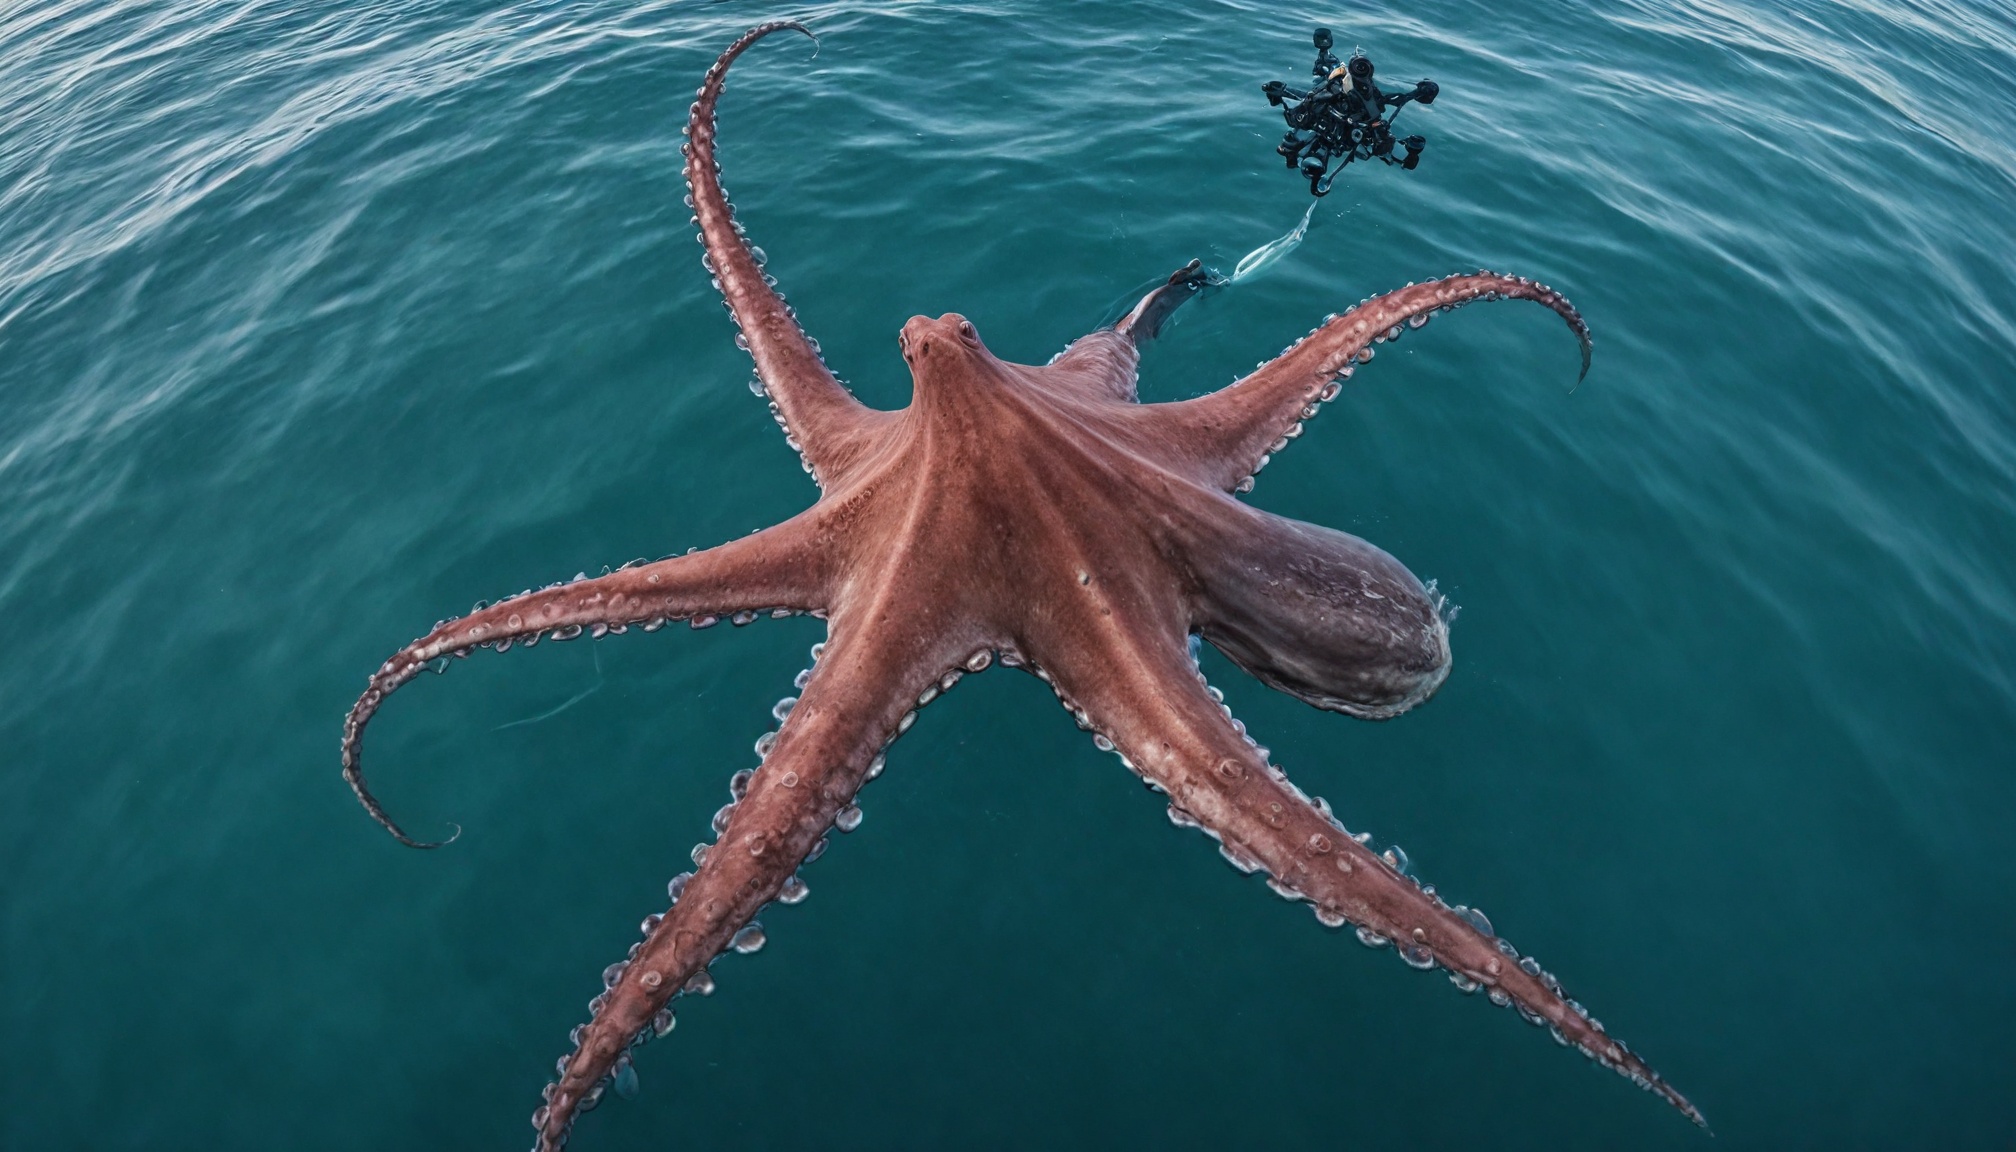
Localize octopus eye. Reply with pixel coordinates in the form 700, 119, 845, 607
958, 320, 975, 339
898, 333, 910, 354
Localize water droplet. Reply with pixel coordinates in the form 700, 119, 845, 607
1456, 906, 1494, 937
613, 1058, 639, 1100
835, 804, 863, 832
778, 875, 810, 904
1218, 843, 1262, 874
731, 924, 767, 954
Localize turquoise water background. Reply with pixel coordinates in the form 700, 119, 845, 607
5, 1, 2013, 1147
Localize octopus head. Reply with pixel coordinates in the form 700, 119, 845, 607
1194, 518, 1453, 720
899, 313, 997, 384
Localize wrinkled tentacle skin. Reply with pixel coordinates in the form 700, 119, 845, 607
1143, 271, 1593, 492
1045, 259, 1210, 402
341, 515, 831, 847
534, 622, 972, 1150
1035, 622, 1707, 1130
685, 22, 885, 486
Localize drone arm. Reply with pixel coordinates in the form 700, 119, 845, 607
1264, 80, 1310, 106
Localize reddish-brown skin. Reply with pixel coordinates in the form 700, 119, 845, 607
339, 23, 1706, 1149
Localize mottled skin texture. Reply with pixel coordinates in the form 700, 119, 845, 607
339, 23, 1705, 1149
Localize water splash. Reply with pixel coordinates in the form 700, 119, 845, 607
1231, 200, 1319, 283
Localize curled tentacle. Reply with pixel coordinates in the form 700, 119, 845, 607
1141, 271, 1592, 492
1044, 258, 1211, 402
532, 625, 980, 1150
341, 517, 831, 848
1026, 619, 1705, 1131
1183, 495, 1450, 720
686, 22, 887, 486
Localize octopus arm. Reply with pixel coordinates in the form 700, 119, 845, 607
1033, 622, 1706, 1130
340, 513, 834, 848
685, 23, 884, 487
533, 618, 973, 1151
1136, 271, 1593, 492
1042, 259, 1210, 403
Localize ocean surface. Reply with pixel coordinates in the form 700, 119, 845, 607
4, 1, 2013, 1148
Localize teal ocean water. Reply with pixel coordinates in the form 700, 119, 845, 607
5, 1, 2013, 1147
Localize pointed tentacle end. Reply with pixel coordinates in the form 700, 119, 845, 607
342, 658, 462, 849
337, 549, 814, 848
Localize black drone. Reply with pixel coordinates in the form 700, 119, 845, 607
1263, 27, 1439, 195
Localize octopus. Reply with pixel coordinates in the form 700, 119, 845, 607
340, 22, 1705, 1150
